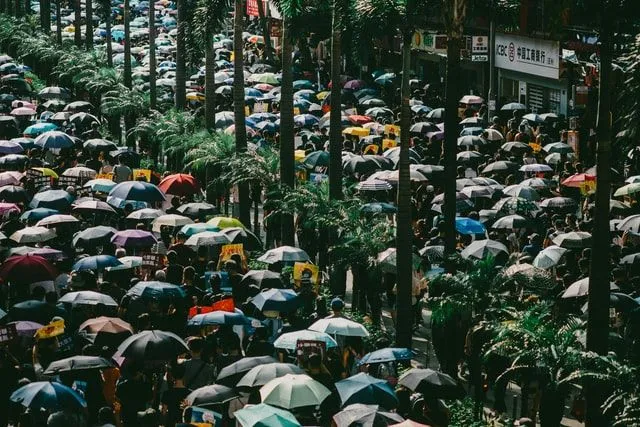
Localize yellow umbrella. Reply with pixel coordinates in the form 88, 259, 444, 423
31, 168, 59, 179
316, 91, 329, 100
63, 25, 75, 33
294, 150, 306, 162
342, 127, 370, 137
207, 216, 245, 229
186, 92, 205, 102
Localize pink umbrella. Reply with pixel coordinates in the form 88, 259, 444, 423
0, 202, 20, 215
11, 100, 35, 109
7, 320, 43, 336
0, 171, 23, 186
111, 229, 158, 248
343, 79, 367, 90
10, 107, 36, 117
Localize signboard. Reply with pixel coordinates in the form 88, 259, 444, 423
411, 31, 447, 54
472, 35, 488, 54
246, 0, 267, 17
35, 320, 65, 340
296, 339, 327, 364
0, 324, 17, 345
219, 243, 246, 270
382, 139, 397, 151
253, 101, 268, 113
384, 124, 400, 137
472, 54, 488, 62
132, 169, 151, 182
495, 33, 559, 79
293, 262, 319, 288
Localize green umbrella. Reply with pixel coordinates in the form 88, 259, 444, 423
235, 403, 300, 427
259, 374, 331, 409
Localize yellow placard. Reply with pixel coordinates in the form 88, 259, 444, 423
363, 144, 379, 155
529, 143, 542, 153
132, 169, 151, 182
580, 180, 596, 195
35, 320, 65, 340
384, 124, 400, 136
244, 106, 251, 116
382, 139, 397, 151
296, 169, 307, 181
293, 107, 301, 115
96, 173, 114, 180
219, 243, 246, 270
293, 262, 319, 288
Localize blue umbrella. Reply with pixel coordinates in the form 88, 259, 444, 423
358, 347, 413, 365
73, 255, 122, 272
34, 131, 74, 149
293, 114, 319, 128
20, 208, 59, 222
248, 112, 277, 122
256, 121, 277, 133
292, 80, 314, 90
360, 202, 397, 214
335, 373, 399, 409
188, 310, 249, 327
0, 140, 24, 154
10, 381, 86, 411
11, 137, 36, 150
293, 99, 312, 113
180, 223, 220, 237
235, 403, 301, 427
455, 217, 486, 235
30, 190, 74, 210
374, 73, 396, 85
109, 181, 166, 203
23, 122, 58, 136
251, 289, 300, 312
245, 87, 263, 98
273, 330, 338, 350
126, 281, 187, 302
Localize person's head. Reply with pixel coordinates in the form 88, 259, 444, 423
175, 232, 186, 243
31, 285, 46, 301
166, 250, 178, 264
224, 259, 238, 273
308, 352, 322, 370
137, 313, 151, 331
187, 336, 204, 356
330, 297, 344, 314
115, 247, 126, 258
98, 407, 116, 426
183, 266, 196, 283
154, 269, 166, 281
167, 360, 186, 383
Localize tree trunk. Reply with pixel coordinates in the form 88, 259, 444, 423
14, 0, 21, 17
40, 0, 51, 33
395, 31, 413, 348
279, 16, 295, 246
443, 34, 461, 266
55, 0, 62, 45
233, 0, 251, 228
123, 0, 131, 88
105, 9, 112, 67
74, 0, 81, 46
586, 2, 612, 425
253, 185, 260, 237
174, 0, 186, 109
256, 0, 272, 63
148, 0, 156, 109
328, 0, 342, 201
24, 0, 29, 16
539, 388, 565, 427
6, 0, 12, 16
204, 23, 215, 129
85, 0, 93, 49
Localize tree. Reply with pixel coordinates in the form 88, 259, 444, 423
97, 0, 112, 66
175, 0, 186, 109
279, 13, 294, 245
85, 0, 93, 49
442, 0, 467, 264
255, 0, 273, 62
55, 0, 62, 45
74, 0, 81, 46
233, 0, 251, 228
40, 0, 51, 33
123, 0, 132, 88
148, 0, 156, 109
328, 0, 343, 201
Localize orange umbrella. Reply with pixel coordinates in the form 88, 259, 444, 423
158, 173, 200, 196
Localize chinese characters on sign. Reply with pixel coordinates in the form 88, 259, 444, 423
494, 33, 559, 79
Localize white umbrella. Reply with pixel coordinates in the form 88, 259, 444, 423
59, 290, 118, 306
308, 317, 370, 337
561, 278, 619, 298
491, 214, 528, 229
184, 231, 230, 247
10, 226, 56, 244
151, 214, 193, 232
62, 166, 97, 178
519, 163, 553, 173
36, 214, 79, 227
126, 208, 163, 220
273, 330, 338, 350
460, 185, 495, 199
552, 231, 592, 249
532, 245, 567, 269
260, 374, 331, 409
257, 246, 310, 264
460, 239, 508, 260
502, 184, 540, 201
618, 214, 640, 233
105, 256, 143, 271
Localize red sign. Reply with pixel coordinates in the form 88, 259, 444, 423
246, 0, 267, 17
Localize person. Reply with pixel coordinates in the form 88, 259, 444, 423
325, 297, 345, 318
182, 337, 215, 390
164, 250, 184, 285
115, 362, 152, 427
113, 157, 132, 183
160, 361, 191, 427
244, 327, 274, 357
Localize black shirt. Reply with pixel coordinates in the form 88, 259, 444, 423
161, 386, 192, 427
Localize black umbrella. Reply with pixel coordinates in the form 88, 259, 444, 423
398, 368, 464, 399
72, 226, 118, 247
240, 270, 283, 289
0, 184, 29, 203
185, 384, 239, 407
63, 101, 94, 113
9, 300, 52, 324
221, 227, 263, 251
177, 202, 218, 219
216, 356, 278, 387
114, 330, 189, 361
43, 356, 114, 374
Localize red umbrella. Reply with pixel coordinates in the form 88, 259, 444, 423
158, 173, 200, 196
0, 254, 57, 285
561, 173, 595, 188
348, 115, 373, 125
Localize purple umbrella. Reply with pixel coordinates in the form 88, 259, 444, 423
111, 229, 157, 248
0, 140, 24, 154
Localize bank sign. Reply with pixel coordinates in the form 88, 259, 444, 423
495, 33, 559, 80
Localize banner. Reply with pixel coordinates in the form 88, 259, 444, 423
211, 297, 235, 313
132, 169, 151, 182
96, 173, 114, 180
218, 244, 246, 270
296, 339, 327, 364
0, 323, 17, 345
35, 319, 65, 340
246, 0, 267, 17
293, 262, 319, 288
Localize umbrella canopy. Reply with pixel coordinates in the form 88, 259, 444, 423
562, 278, 619, 298
240, 270, 282, 289
185, 384, 239, 407
260, 374, 331, 409
79, 316, 133, 335
151, 214, 193, 232
158, 173, 200, 196
355, 179, 393, 192
358, 347, 413, 365
461, 239, 509, 260
21, 207, 58, 222
502, 184, 540, 201
83, 138, 117, 152
216, 356, 279, 386
114, 330, 189, 361
111, 229, 158, 247
273, 330, 338, 350
10, 381, 86, 411
83, 178, 117, 193
333, 404, 404, 427
207, 216, 245, 229
491, 214, 528, 229
234, 403, 301, 427
0, 185, 29, 203
552, 231, 592, 249
126, 281, 186, 302
34, 131, 74, 149
238, 363, 306, 388
257, 246, 310, 264
30, 190, 74, 210
251, 288, 300, 313
188, 310, 249, 327
59, 290, 118, 307
72, 255, 122, 272
539, 196, 577, 210
398, 368, 464, 399
0, 254, 57, 285
73, 200, 117, 214
308, 317, 370, 337
72, 226, 117, 247
336, 373, 398, 409
36, 214, 79, 227
455, 217, 486, 235
126, 208, 163, 220
10, 226, 56, 244
532, 245, 567, 269
43, 356, 114, 374
180, 223, 220, 237
360, 202, 397, 214
109, 181, 166, 202
177, 202, 218, 219
185, 230, 231, 247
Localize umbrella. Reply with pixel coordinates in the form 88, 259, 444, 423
177, 202, 218, 219
461, 239, 509, 260
358, 348, 413, 365
10, 226, 56, 244
31, 167, 59, 178
376, 248, 421, 274
79, 316, 133, 335
260, 374, 331, 409
126, 281, 186, 302
207, 216, 245, 229
333, 404, 404, 427
72, 255, 123, 272
216, 356, 279, 387
257, 246, 310, 264
221, 227, 263, 251
562, 278, 619, 298
501, 141, 531, 153
0, 140, 23, 154
456, 150, 483, 163
68, 112, 99, 128
151, 214, 193, 232
188, 310, 249, 327
458, 135, 485, 148
539, 196, 577, 209
308, 317, 370, 337
10, 381, 86, 411
83, 138, 117, 152
461, 185, 495, 199
455, 217, 486, 235
38, 86, 70, 100
10, 106, 36, 116
493, 197, 539, 216
126, 208, 163, 221
185, 384, 239, 407
240, 270, 282, 289
544, 142, 574, 154
0, 185, 28, 203
59, 290, 118, 307
109, 181, 166, 202
238, 363, 306, 388
30, 190, 74, 211
62, 166, 97, 179
36, 214, 79, 227
502, 184, 540, 201
398, 368, 464, 399
20, 207, 58, 221
0, 170, 23, 186
104, 256, 142, 272
552, 231, 592, 249
355, 179, 393, 191
419, 245, 444, 263
180, 223, 220, 237
520, 163, 553, 173
43, 356, 114, 374
72, 226, 117, 247
158, 173, 200, 196
303, 151, 330, 170
73, 200, 117, 214
0, 254, 57, 285
235, 403, 301, 427
111, 229, 157, 247
390, 421, 429, 427
34, 131, 74, 149
343, 155, 394, 175
491, 214, 528, 229
618, 215, 640, 233
482, 160, 518, 174
500, 102, 526, 111
251, 288, 300, 313
273, 330, 338, 350
185, 230, 231, 247
360, 202, 397, 214
336, 373, 398, 409
114, 330, 189, 361
532, 245, 567, 269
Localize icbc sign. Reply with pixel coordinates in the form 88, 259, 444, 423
495, 33, 559, 79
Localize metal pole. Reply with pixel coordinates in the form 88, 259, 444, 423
488, 14, 496, 118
